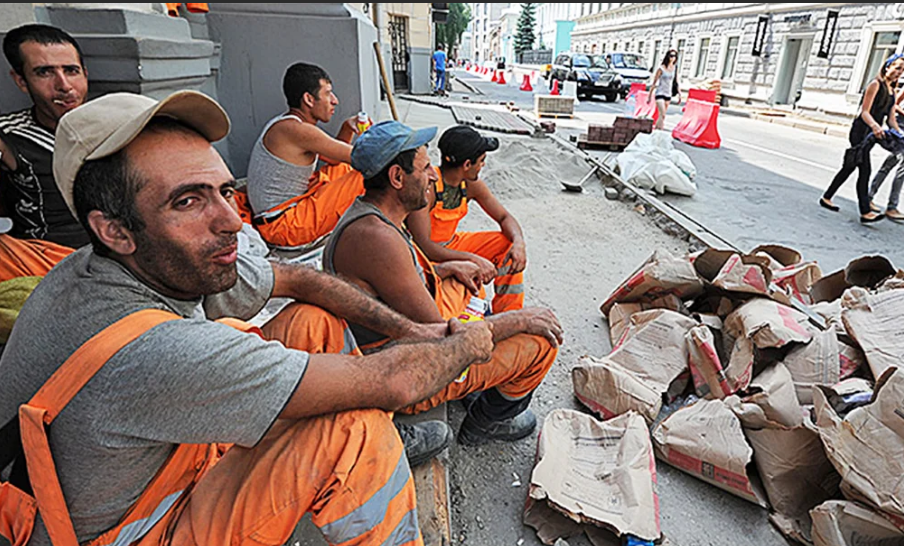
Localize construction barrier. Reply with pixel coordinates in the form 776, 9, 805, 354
628, 82, 646, 99
687, 88, 718, 103
520, 74, 533, 92
497, 70, 507, 85
672, 98, 722, 149
550, 79, 560, 96
633, 90, 660, 122
491, 70, 499, 83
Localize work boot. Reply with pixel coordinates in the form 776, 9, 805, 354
458, 408, 538, 446
395, 420, 453, 468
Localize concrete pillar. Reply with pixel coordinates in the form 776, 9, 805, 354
206, 3, 380, 177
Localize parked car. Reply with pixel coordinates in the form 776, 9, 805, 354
605, 52, 653, 98
550, 52, 622, 101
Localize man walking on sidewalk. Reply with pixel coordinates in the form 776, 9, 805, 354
433, 44, 448, 95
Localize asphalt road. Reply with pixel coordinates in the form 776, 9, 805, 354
454, 69, 904, 274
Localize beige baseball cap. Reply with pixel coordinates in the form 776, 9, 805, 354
53, 90, 231, 217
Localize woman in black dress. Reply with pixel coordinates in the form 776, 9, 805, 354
821, 54, 904, 223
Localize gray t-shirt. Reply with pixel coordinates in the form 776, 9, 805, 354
0, 248, 309, 546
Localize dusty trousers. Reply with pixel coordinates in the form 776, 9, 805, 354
254, 164, 365, 250
168, 304, 422, 546
443, 232, 524, 313
0, 235, 73, 283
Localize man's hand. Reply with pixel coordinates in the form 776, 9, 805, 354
448, 319, 494, 364
503, 241, 527, 274
466, 254, 497, 285
399, 322, 449, 343
514, 307, 564, 348
437, 260, 483, 295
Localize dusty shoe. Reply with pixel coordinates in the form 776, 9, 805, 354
458, 409, 538, 446
396, 420, 453, 468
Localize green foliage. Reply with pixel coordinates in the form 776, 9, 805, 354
435, 3, 471, 54
514, 3, 537, 61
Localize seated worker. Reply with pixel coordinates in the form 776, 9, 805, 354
246, 62, 367, 250
0, 24, 90, 281
0, 91, 497, 546
407, 125, 526, 314
325, 121, 562, 445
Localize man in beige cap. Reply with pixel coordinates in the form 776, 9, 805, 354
0, 90, 496, 546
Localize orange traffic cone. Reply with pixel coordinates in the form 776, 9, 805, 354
520, 74, 533, 92
491, 70, 499, 83
497, 70, 507, 85
550, 79, 560, 95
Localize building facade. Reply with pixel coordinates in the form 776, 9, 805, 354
571, 3, 904, 119
471, 2, 510, 63
537, 3, 582, 56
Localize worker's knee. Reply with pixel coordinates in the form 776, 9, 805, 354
262, 303, 357, 355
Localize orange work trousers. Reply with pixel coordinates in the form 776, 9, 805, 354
444, 232, 524, 314
254, 163, 365, 250
0, 235, 73, 283
168, 304, 422, 546
166, 3, 209, 16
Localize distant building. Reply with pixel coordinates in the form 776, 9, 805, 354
460, 29, 473, 61
498, 5, 520, 65
571, 3, 904, 119
537, 3, 582, 57
471, 2, 510, 63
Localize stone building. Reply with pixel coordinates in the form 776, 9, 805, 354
571, 3, 904, 120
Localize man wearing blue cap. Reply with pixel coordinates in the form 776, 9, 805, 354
324, 121, 562, 445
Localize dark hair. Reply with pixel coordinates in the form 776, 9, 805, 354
3, 24, 84, 77
880, 54, 904, 81
363, 149, 418, 194
283, 62, 332, 108
72, 118, 200, 256
662, 49, 678, 67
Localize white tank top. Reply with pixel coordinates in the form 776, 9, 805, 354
246, 114, 320, 215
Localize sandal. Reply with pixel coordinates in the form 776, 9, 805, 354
819, 198, 840, 212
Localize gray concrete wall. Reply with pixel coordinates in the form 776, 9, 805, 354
207, 3, 380, 177
409, 47, 433, 95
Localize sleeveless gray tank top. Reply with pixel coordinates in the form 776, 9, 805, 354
324, 198, 427, 348
655, 67, 676, 99
246, 114, 319, 214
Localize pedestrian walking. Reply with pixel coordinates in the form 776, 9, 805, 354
648, 49, 681, 131
868, 81, 904, 221
433, 44, 448, 96
821, 54, 904, 224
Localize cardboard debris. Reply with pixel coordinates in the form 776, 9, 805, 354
575, 310, 696, 423
841, 287, 904, 380
693, 249, 774, 298
810, 299, 847, 338
526, 410, 661, 543
810, 501, 904, 546
810, 256, 897, 304
814, 368, 904, 526
601, 251, 704, 315
772, 261, 823, 305
751, 245, 803, 269
837, 341, 866, 380
724, 299, 813, 351
651, 398, 768, 507
686, 325, 734, 399
607, 295, 685, 345
741, 363, 804, 429
782, 328, 841, 406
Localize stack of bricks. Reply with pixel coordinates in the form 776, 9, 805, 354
587, 117, 655, 146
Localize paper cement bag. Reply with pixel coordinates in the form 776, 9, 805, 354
526, 410, 661, 543
651, 399, 768, 507
814, 368, 904, 525
573, 357, 664, 424
607, 295, 685, 346
782, 329, 841, 406
838, 340, 866, 380
601, 251, 704, 315
724, 299, 813, 351
724, 335, 757, 394
811, 501, 904, 546
810, 256, 897, 304
841, 287, 904, 380
742, 363, 804, 429
686, 325, 734, 399
751, 245, 803, 269
693, 250, 774, 298
772, 261, 823, 305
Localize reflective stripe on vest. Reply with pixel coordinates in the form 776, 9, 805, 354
430, 169, 468, 244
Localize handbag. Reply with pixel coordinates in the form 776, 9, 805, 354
672, 75, 679, 98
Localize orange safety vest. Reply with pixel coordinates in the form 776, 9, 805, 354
166, 3, 209, 16
429, 170, 469, 245
1, 310, 259, 546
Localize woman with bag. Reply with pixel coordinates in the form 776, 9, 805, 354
648, 49, 681, 131
821, 53, 904, 224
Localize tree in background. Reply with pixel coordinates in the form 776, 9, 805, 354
514, 3, 537, 62
435, 3, 471, 57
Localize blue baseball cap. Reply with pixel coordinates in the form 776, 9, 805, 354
351, 121, 437, 179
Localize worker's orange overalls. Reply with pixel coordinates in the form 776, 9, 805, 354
165, 3, 209, 16
251, 163, 365, 251
0, 235, 73, 283
0, 307, 422, 546
430, 171, 524, 313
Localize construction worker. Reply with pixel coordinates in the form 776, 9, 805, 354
0, 91, 497, 546
407, 125, 526, 314
0, 24, 90, 282
245, 62, 368, 250
325, 120, 562, 445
